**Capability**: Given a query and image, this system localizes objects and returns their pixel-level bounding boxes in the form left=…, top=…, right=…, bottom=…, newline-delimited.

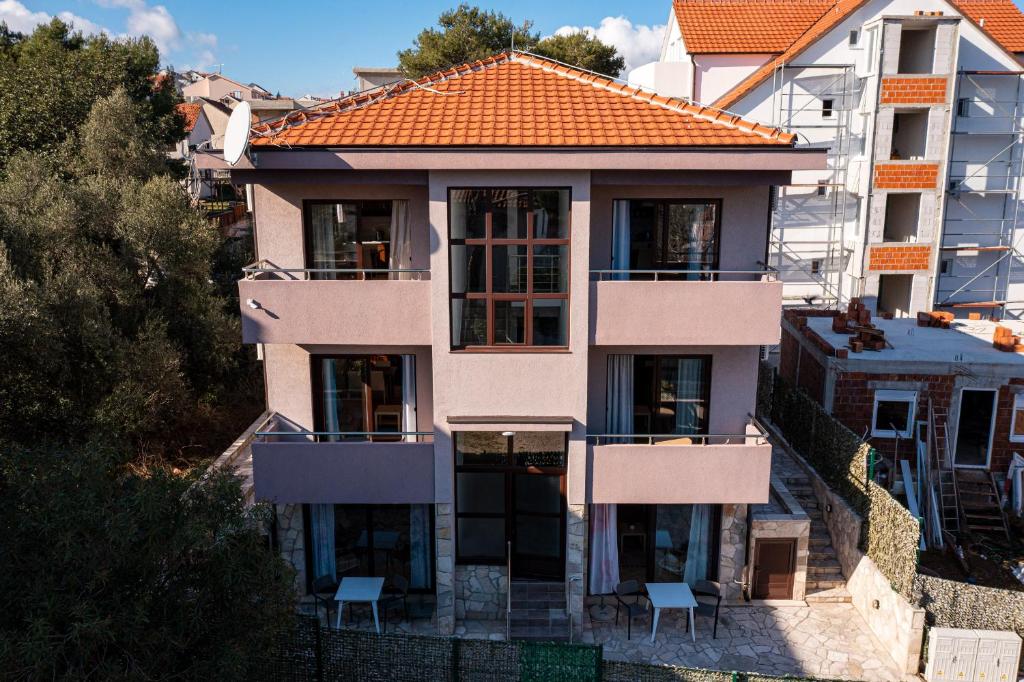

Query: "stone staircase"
left=778, top=470, right=852, bottom=603
left=508, top=580, right=569, bottom=641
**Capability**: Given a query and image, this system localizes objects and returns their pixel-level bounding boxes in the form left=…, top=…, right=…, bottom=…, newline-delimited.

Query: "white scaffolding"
left=769, top=63, right=859, bottom=307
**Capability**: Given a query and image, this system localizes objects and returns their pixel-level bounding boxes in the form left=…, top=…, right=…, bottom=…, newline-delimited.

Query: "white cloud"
left=553, top=16, right=666, bottom=73
left=0, top=0, right=107, bottom=35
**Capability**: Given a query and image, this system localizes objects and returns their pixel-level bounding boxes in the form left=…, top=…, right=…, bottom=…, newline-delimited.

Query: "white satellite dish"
left=223, top=100, right=252, bottom=166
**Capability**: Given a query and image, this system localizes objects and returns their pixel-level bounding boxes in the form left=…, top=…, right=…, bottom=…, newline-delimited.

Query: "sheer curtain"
left=683, top=504, right=712, bottom=584
left=611, top=200, right=631, bottom=281
left=322, top=359, right=340, bottom=442
left=309, top=504, right=337, bottom=581
left=388, top=199, right=412, bottom=280
left=310, top=204, right=338, bottom=280
left=674, top=358, right=706, bottom=435
left=401, top=355, right=417, bottom=442
left=409, top=504, right=431, bottom=589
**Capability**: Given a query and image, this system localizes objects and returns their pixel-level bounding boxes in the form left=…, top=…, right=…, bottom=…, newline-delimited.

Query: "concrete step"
left=807, top=564, right=844, bottom=577
left=805, top=586, right=852, bottom=603
left=809, top=536, right=832, bottom=549
left=806, top=578, right=846, bottom=591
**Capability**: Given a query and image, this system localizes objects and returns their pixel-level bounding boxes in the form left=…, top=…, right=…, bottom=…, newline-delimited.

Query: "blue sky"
left=1, top=1, right=673, bottom=96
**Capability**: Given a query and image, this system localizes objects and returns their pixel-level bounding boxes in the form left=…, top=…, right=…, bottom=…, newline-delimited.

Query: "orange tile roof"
left=673, top=0, right=836, bottom=53
left=176, top=103, right=202, bottom=133
left=250, top=53, right=795, bottom=148
left=949, top=0, right=1024, bottom=53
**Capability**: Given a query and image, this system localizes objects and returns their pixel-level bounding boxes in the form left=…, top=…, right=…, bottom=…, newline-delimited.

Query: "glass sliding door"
left=608, top=504, right=721, bottom=586
left=626, top=199, right=721, bottom=280
left=313, top=355, right=408, bottom=440
left=633, top=355, right=711, bottom=438
left=304, top=200, right=393, bottom=279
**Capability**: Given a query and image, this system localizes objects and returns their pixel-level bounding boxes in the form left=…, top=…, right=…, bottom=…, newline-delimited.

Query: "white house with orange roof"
left=633, top=0, right=1024, bottom=321
left=209, top=51, right=829, bottom=641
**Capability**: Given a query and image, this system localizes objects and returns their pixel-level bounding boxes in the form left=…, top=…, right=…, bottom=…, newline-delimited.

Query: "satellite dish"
left=223, top=100, right=252, bottom=166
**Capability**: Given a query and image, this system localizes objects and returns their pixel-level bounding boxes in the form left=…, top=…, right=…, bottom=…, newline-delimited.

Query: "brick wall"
left=879, top=76, right=948, bottom=105
left=873, top=162, right=939, bottom=189
left=989, top=378, right=1024, bottom=473
left=779, top=326, right=827, bottom=402
left=868, top=244, right=932, bottom=271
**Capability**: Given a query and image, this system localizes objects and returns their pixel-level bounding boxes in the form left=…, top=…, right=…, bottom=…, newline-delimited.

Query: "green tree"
left=398, top=4, right=538, bottom=77
left=0, top=19, right=183, bottom=171
left=533, top=31, right=626, bottom=77
left=0, top=443, right=297, bottom=680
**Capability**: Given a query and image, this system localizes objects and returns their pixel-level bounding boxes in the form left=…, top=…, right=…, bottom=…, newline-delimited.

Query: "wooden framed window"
left=449, top=188, right=570, bottom=349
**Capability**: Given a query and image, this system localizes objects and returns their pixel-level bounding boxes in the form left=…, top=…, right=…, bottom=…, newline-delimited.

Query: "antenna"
left=223, top=101, right=252, bottom=166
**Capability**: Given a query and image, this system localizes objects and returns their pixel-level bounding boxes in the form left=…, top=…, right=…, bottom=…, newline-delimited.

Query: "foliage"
left=0, top=19, right=184, bottom=172
left=533, top=32, right=625, bottom=77
left=866, top=481, right=921, bottom=598
left=0, top=443, right=296, bottom=680
left=398, top=4, right=625, bottom=78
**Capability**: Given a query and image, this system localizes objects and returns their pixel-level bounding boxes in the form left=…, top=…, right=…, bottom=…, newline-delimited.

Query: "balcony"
left=251, top=414, right=435, bottom=504
left=588, top=269, right=782, bottom=346
left=586, top=418, right=771, bottom=504
left=238, top=261, right=432, bottom=345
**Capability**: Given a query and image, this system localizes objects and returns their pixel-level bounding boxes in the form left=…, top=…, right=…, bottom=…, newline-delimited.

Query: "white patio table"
left=646, top=582, right=698, bottom=643
left=334, top=576, right=385, bottom=633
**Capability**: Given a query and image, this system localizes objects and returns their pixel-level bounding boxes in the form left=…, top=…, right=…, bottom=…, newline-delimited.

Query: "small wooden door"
left=752, top=539, right=796, bottom=600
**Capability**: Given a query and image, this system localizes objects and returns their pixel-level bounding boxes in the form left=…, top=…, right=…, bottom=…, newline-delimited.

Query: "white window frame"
left=871, top=389, right=917, bottom=438
left=1009, top=394, right=1024, bottom=443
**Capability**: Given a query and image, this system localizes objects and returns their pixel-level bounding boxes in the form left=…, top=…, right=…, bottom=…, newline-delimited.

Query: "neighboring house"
left=353, top=66, right=403, bottom=92
left=173, top=99, right=235, bottom=200
left=632, top=0, right=1024, bottom=319
left=182, top=72, right=310, bottom=123
left=226, top=52, right=826, bottom=638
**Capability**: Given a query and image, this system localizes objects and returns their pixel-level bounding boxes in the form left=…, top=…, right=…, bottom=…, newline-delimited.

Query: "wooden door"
left=752, top=539, right=796, bottom=600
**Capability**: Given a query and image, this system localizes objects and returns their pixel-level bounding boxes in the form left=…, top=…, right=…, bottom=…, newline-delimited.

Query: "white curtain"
left=310, top=204, right=338, bottom=280
left=401, top=355, right=417, bottom=442
left=683, top=504, right=711, bottom=584
left=606, top=354, right=634, bottom=439
left=322, top=359, right=340, bottom=442
left=388, top=199, right=412, bottom=280
left=309, top=504, right=337, bottom=581
left=589, top=504, right=620, bottom=595
left=409, top=504, right=431, bottom=589
left=611, top=200, right=631, bottom=281
left=674, top=358, right=705, bottom=435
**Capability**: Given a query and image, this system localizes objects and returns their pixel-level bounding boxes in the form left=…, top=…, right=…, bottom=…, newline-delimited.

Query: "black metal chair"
left=380, top=574, right=410, bottom=633
left=689, top=579, right=722, bottom=638
left=614, top=579, right=649, bottom=640
left=310, top=574, right=339, bottom=625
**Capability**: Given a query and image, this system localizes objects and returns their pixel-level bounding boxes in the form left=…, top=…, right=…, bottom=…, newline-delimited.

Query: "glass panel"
left=309, top=202, right=358, bottom=280
left=454, top=299, right=487, bottom=346
left=367, top=504, right=410, bottom=579
left=456, top=472, right=505, bottom=514
left=661, top=203, right=718, bottom=277
left=532, top=189, right=570, bottom=239
left=1013, top=398, right=1024, bottom=439
left=457, top=518, right=506, bottom=559
left=876, top=400, right=911, bottom=433
left=513, top=432, right=567, bottom=468
left=533, top=245, right=567, bottom=293
left=320, top=358, right=367, bottom=437
left=458, top=245, right=486, bottom=293
left=659, top=358, right=707, bottom=435
left=531, top=299, right=567, bottom=346
left=514, top=474, right=561, bottom=513
left=450, top=189, right=487, bottom=240
left=494, top=300, right=526, bottom=344
left=492, top=245, right=528, bottom=293
left=514, top=515, right=561, bottom=557
left=456, top=432, right=508, bottom=465
left=334, top=505, right=371, bottom=577
left=653, top=504, right=695, bottom=582
left=491, top=189, right=528, bottom=239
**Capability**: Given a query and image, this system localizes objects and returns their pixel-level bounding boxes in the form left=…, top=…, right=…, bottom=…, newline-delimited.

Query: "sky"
left=0, top=1, right=674, bottom=97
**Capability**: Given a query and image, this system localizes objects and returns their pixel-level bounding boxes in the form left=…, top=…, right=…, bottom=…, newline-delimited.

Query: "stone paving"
left=582, top=601, right=912, bottom=681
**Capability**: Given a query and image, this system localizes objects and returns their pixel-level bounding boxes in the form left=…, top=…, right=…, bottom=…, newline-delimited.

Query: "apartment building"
left=632, top=0, right=1024, bottom=318
left=227, top=52, right=825, bottom=638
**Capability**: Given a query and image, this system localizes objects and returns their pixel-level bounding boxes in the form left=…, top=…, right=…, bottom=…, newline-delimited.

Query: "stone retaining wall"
left=720, top=504, right=747, bottom=602
left=276, top=503, right=306, bottom=593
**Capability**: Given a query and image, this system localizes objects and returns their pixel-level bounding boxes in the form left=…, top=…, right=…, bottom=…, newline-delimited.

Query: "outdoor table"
left=646, top=582, right=697, bottom=643
left=334, top=576, right=385, bottom=633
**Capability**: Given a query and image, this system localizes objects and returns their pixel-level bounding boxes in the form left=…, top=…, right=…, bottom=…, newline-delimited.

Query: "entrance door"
left=954, top=389, right=997, bottom=468
left=511, top=473, right=566, bottom=580
left=752, top=539, right=795, bottom=600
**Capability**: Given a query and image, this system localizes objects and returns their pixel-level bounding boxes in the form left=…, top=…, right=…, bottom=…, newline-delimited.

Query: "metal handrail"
left=242, top=259, right=430, bottom=279
left=588, top=415, right=768, bottom=445
left=589, top=268, right=778, bottom=281
left=254, top=430, right=433, bottom=443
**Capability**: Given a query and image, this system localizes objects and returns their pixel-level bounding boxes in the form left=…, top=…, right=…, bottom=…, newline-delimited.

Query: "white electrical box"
left=926, top=628, right=1022, bottom=682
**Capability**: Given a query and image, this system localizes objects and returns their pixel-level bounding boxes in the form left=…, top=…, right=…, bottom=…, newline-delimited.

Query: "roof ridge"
left=511, top=52, right=794, bottom=143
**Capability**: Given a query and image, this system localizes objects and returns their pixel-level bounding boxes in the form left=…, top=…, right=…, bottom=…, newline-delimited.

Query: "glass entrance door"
left=511, top=473, right=565, bottom=580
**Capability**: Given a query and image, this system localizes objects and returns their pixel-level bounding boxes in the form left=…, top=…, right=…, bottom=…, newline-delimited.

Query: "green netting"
left=519, top=641, right=600, bottom=681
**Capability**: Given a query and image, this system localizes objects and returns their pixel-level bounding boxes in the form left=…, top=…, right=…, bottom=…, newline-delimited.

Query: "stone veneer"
left=718, top=504, right=747, bottom=602
left=435, top=503, right=454, bottom=634
left=749, top=478, right=810, bottom=601
left=454, top=565, right=507, bottom=620
left=566, top=503, right=587, bottom=640
left=276, top=503, right=306, bottom=592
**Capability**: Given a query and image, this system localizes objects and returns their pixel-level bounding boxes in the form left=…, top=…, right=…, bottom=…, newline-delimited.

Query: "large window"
left=633, top=355, right=711, bottom=436
left=304, top=200, right=394, bottom=279
left=628, top=200, right=720, bottom=279
left=449, top=188, right=570, bottom=348
left=610, top=504, right=721, bottom=587
left=312, top=355, right=410, bottom=440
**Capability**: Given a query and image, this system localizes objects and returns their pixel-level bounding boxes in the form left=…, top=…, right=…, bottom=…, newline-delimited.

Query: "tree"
left=398, top=4, right=538, bottom=78
left=0, top=444, right=297, bottom=680
left=533, top=31, right=626, bottom=77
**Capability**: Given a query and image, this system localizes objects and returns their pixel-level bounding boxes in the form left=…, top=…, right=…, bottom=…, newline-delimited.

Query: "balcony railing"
left=589, top=266, right=778, bottom=282
left=242, top=259, right=430, bottom=281
left=586, top=416, right=769, bottom=446
left=254, top=430, right=434, bottom=443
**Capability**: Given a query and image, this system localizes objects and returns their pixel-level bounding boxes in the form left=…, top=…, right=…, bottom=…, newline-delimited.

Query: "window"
left=849, top=29, right=859, bottom=45
left=822, top=99, right=834, bottom=118
left=449, top=188, right=570, bottom=348
left=626, top=199, right=721, bottom=279
left=311, top=355, right=409, bottom=440
left=454, top=432, right=567, bottom=566
left=957, top=97, right=970, bottom=118
left=633, top=356, right=711, bottom=436
left=811, top=259, right=822, bottom=275
left=940, top=259, right=953, bottom=275
left=817, top=182, right=828, bottom=197
left=1009, top=394, right=1024, bottom=443
left=872, top=389, right=917, bottom=438
left=304, top=200, right=394, bottom=279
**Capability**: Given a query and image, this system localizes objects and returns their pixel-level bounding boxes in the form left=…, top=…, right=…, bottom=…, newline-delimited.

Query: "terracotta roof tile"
left=673, top=0, right=836, bottom=53
left=949, top=0, right=1024, bottom=53
left=251, top=52, right=795, bottom=148
left=175, top=102, right=201, bottom=133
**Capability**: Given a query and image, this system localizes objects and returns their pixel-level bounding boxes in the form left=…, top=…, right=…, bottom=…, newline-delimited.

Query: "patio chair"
left=310, top=574, right=339, bottom=625
left=614, top=579, right=649, bottom=640
left=380, top=574, right=409, bottom=633
left=689, top=579, right=722, bottom=639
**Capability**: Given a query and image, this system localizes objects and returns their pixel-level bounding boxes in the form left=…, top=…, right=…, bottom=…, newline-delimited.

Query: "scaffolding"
left=769, top=63, right=859, bottom=308
left=935, top=70, right=1024, bottom=314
